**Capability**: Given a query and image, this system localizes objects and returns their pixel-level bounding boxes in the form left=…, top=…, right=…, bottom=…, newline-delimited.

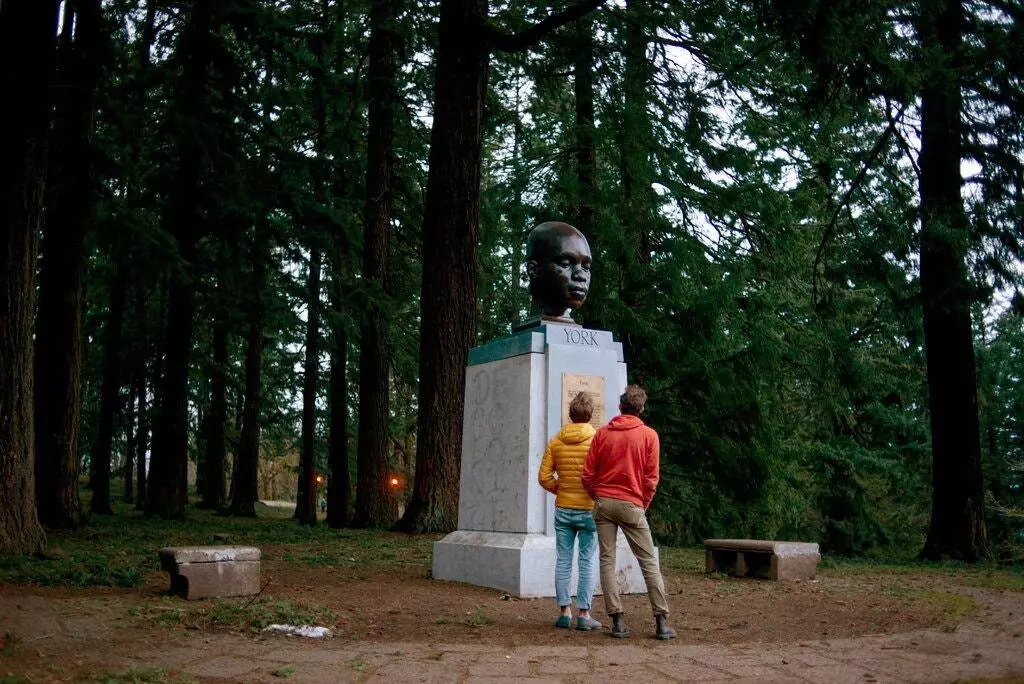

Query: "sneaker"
left=576, top=615, right=603, bottom=631
left=554, top=615, right=572, bottom=629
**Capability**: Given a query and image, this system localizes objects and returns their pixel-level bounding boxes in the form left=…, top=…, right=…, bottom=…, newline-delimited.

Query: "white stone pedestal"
left=432, top=322, right=656, bottom=598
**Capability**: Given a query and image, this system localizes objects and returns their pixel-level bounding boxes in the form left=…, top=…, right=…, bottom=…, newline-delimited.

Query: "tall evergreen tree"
left=400, top=0, right=608, bottom=533
left=917, top=0, right=988, bottom=560
left=0, top=0, right=56, bottom=554
left=353, top=0, right=400, bottom=528
left=35, top=0, right=105, bottom=528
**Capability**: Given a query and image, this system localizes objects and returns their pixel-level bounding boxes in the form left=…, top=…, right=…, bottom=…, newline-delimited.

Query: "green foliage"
left=28, top=0, right=1022, bottom=557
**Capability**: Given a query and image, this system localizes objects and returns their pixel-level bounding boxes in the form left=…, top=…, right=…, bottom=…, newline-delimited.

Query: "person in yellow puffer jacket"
left=537, top=391, right=603, bottom=631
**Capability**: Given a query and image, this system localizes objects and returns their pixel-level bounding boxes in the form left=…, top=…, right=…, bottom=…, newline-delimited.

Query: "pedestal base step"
left=433, top=530, right=654, bottom=599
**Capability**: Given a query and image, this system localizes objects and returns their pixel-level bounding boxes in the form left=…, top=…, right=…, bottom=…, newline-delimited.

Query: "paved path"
left=4, top=590, right=1024, bottom=682
left=113, top=618, right=1024, bottom=682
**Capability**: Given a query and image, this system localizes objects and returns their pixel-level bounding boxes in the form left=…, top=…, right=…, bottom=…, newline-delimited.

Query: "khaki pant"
left=593, top=496, right=670, bottom=617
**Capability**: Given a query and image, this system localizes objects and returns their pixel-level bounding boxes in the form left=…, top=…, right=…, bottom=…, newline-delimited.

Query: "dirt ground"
left=3, top=540, right=1024, bottom=682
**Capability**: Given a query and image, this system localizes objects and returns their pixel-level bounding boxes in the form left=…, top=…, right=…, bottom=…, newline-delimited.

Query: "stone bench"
left=704, top=539, right=819, bottom=581
left=158, top=545, right=261, bottom=600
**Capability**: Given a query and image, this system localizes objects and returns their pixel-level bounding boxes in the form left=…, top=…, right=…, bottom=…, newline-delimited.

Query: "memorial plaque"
left=561, top=373, right=605, bottom=428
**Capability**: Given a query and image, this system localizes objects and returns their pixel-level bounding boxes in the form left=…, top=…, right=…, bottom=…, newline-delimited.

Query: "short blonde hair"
left=569, top=391, right=594, bottom=423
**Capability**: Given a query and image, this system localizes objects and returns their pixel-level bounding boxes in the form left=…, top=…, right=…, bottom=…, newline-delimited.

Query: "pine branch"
left=487, top=0, right=608, bottom=53
left=813, top=103, right=906, bottom=309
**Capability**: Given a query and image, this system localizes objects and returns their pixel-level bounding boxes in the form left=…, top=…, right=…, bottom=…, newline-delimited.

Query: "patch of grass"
left=270, top=665, right=296, bottom=678
left=711, top=580, right=748, bottom=595
left=0, top=550, right=148, bottom=588
left=302, top=552, right=338, bottom=567
left=80, top=667, right=197, bottom=683
left=457, top=606, right=493, bottom=627
left=133, top=596, right=334, bottom=634
left=658, top=547, right=705, bottom=573
left=821, top=555, right=1024, bottom=592
left=0, top=498, right=437, bottom=589
left=880, top=584, right=982, bottom=622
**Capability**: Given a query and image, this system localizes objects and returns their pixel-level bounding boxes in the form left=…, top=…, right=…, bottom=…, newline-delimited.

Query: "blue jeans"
left=554, top=507, right=598, bottom=610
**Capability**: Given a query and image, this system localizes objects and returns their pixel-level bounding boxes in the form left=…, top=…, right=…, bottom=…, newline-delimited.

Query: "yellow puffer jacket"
left=537, top=422, right=596, bottom=510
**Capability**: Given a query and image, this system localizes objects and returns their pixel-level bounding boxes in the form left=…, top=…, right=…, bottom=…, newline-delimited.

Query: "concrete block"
left=159, top=545, right=261, bottom=599
left=704, top=539, right=819, bottom=581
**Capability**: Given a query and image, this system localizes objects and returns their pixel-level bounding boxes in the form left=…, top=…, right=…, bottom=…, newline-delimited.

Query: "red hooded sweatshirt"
left=581, top=414, right=660, bottom=509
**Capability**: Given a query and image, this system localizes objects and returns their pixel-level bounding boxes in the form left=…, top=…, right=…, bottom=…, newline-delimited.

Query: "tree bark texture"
left=917, top=0, right=989, bottom=561
left=354, top=0, right=398, bottom=529
left=230, top=246, right=265, bottom=518
left=91, top=267, right=127, bottom=515
left=0, top=0, right=56, bottom=554
left=397, top=0, right=489, bottom=533
left=35, top=0, right=103, bottom=529
left=231, top=315, right=264, bottom=517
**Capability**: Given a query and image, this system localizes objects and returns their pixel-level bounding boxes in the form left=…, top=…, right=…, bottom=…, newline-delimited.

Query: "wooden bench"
left=158, top=545, right=261, bottom=600
left=703, top=539, right=819, bottom=581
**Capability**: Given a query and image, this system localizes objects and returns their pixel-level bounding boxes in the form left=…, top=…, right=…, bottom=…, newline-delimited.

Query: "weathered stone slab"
left=159, top=545, right=261, bottom=599
left=704, top=539, right=820, bottom=581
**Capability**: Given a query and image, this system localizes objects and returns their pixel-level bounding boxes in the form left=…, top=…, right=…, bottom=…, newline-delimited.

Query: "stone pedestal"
left=432, top=322, right=655, bottom=598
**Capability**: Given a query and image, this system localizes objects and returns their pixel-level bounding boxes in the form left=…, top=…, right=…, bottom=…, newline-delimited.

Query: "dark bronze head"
left=525, top=221, right=592, bottom=321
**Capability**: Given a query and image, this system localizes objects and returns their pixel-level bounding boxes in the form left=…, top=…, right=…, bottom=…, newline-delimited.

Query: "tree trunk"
left=147, top=2, right=216, bottom=518
left=199, top=311, right=228, bottom=509
left=917, top=0, right=988, bottom=561
left=353, top=0, right=398, bottom=529
left=574, top=17, right=596, bottom=239
left=91, top=267, right=127, bottom=515
left=327, top=284, right=351, bottom=528
left=397, top=0, right=489, bottom=533
left=231, top=312, right=263, bottom=517
left=35, top=0, right=104, bottom=529
left=0, top=0, right=56, bottom=555
left=571, top=16, right=602, bottom=329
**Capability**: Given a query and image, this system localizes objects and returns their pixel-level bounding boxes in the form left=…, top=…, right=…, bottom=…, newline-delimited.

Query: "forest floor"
left=1, top=503, right=1023, bottom=683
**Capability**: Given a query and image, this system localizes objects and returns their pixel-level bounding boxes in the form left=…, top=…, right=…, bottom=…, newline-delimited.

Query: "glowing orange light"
left=390, top=477, right=400, bottom=487
left=315, top=474, right=324, bottom=484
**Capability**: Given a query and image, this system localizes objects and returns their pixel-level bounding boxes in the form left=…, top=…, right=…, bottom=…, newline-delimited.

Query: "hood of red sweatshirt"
left=606, top=414, right=645, bottom=430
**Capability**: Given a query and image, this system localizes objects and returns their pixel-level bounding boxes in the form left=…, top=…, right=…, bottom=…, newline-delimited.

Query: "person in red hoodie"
left=581, top=384, right=676, bottom=640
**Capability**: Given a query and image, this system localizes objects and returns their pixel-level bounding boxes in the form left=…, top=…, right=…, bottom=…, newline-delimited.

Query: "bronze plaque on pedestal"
left=561, top=373, right=605, bottom=429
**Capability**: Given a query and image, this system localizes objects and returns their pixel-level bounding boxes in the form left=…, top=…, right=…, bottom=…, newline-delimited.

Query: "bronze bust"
left=525, top=221, right=592, bottom=324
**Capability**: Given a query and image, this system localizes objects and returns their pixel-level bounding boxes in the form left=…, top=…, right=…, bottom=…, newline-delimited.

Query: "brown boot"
left=655, top=614, right=676, bottom=640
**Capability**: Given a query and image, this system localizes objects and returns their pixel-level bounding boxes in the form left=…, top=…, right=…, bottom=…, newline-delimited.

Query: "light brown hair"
left=619, top=384, right=647, bottom=416
left=569, top=391, right=594, bottom=423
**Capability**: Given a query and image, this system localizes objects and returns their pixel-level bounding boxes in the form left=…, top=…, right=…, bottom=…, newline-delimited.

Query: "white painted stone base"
left=433, top=529, right=657, bottom=600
